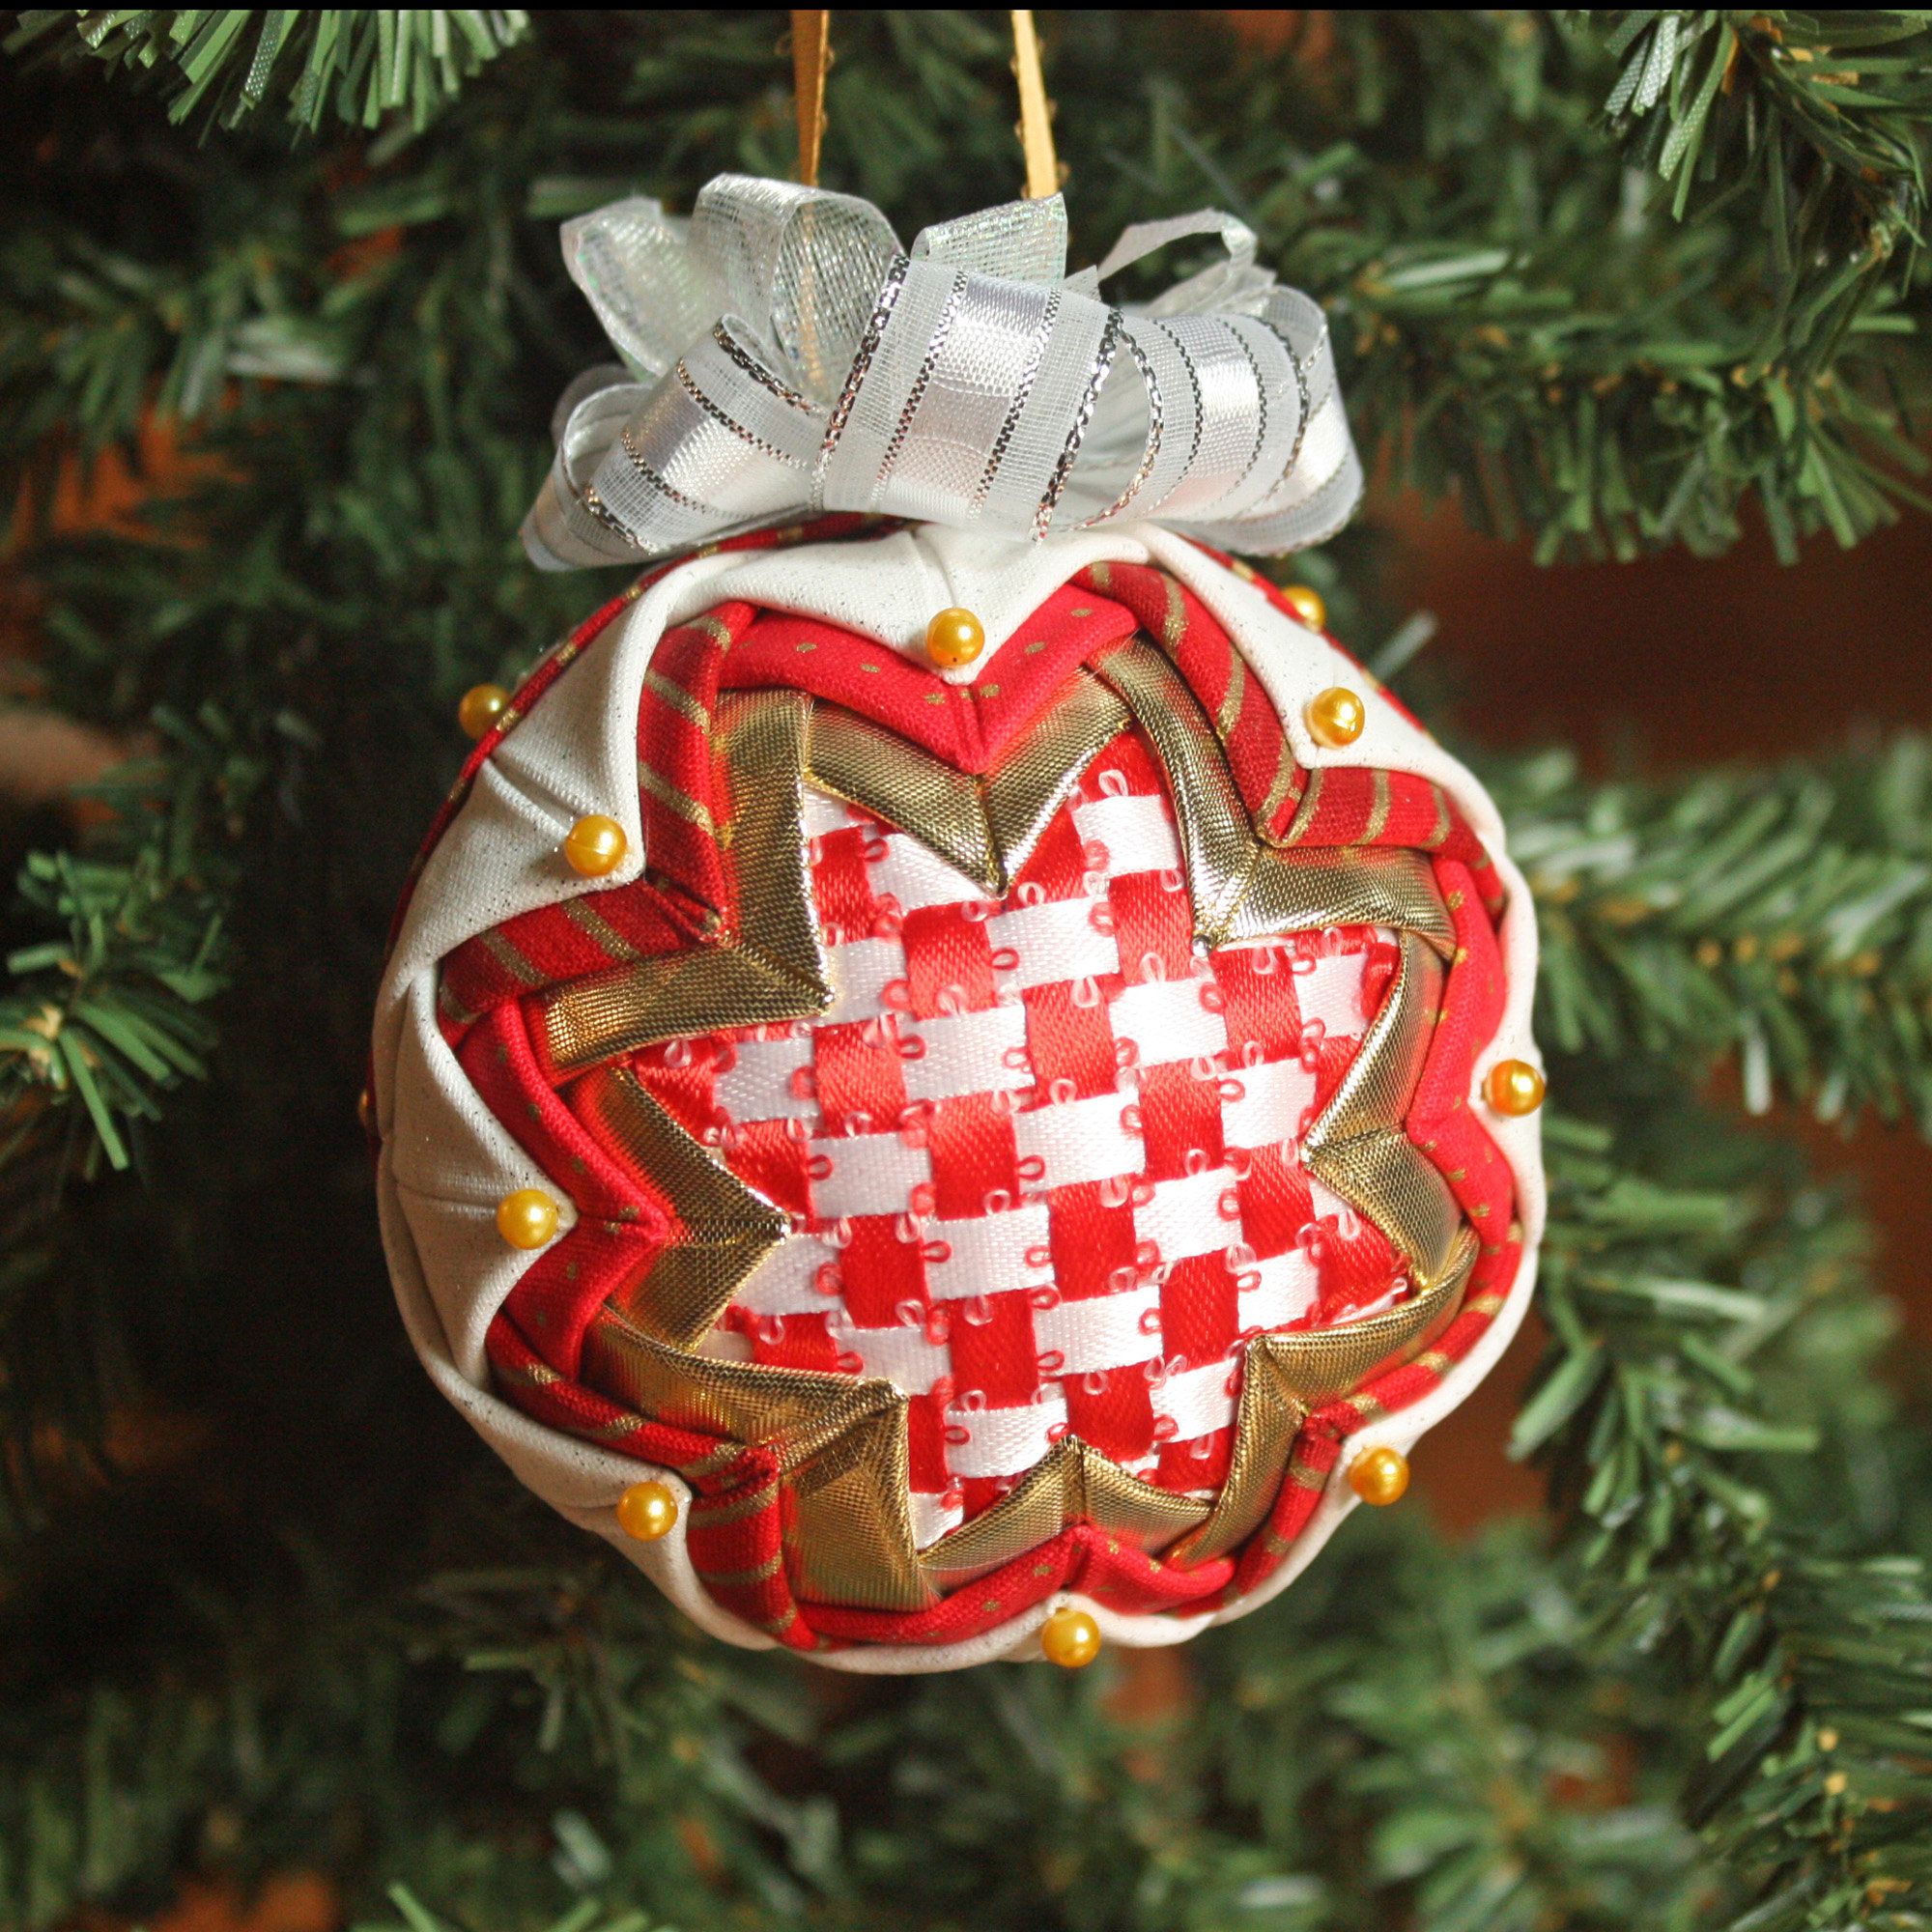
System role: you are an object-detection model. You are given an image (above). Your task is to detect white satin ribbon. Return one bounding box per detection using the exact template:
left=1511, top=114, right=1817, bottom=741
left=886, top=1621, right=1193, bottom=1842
left=524, top=174, right=1362, bottom=571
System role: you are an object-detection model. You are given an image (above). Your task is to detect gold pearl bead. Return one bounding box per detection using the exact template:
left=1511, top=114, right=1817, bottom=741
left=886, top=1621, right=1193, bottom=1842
left=458, top=682, right=510, bottom=740
left=1348, top=1445, right=1410, bottom=1507
left=496, top=1187, right=560, bottom=1250
left=1040, top=1605, right=1101, bottom=1669
left=924, top=607, right=985, bottom=669
left=615, top=1478, right=679, bottom=1542
left=1305, top=686, right=1366, bottom=749
left=1485, top=1058, right=1547, bottom=1117
left=563, top=813, right=628, bottom=878
left=1281, top=583, right=1327, bottom=631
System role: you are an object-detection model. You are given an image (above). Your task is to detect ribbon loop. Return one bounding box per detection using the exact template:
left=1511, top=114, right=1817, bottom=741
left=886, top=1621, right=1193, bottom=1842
left=1095, top=209, right=1257, bottom=289
left=525, top=173, right=1361, bottom=571
left=693, top=175, right=900, bottom=400
left=561, top=199, right=707, bottom=381
left=912, top=195, right=1067, bottom=284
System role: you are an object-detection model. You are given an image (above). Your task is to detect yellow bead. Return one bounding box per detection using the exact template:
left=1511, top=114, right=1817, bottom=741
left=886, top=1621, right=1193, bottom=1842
left=1305, top=686, right=1366, bottom=749
left=1485, top=1058, right=1547, bottom=1117
left=458, top=682, right=510, bottom=740
left=615, top=1479, right=679, bottom=1542
left=496, top=1187, right=560, bottom=1250
left=1281, top=583, right=1327, bottom=631
left=1348, top=1445, right=1410, bottom=1507
left=924, top=607, right=986, bottom=668
left=563, top=813, right=628, bottom=878
left=1040, top=1605, right=1102, bottom=1669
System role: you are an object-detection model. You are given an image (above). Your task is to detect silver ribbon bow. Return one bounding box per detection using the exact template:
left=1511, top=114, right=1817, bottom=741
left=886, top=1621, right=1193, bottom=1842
left=524, top=174, right=1362, bottom=571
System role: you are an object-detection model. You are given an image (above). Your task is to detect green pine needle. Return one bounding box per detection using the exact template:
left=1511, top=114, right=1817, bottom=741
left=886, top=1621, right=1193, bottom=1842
left=5, top=9, right=531, bottom=130
left=1, top=14, right=1930, bottom=1932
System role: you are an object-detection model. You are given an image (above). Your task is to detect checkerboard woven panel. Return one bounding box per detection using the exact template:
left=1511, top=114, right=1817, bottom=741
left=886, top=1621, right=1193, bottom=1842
left=625, top=725, right=1406, bottom=1549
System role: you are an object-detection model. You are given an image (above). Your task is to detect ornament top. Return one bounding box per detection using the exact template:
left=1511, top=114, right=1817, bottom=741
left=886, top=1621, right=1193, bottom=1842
left=524, top=174, right=1362, bottom=573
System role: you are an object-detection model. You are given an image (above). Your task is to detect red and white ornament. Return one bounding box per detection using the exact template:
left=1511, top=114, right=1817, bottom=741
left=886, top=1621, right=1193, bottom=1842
left=371, top=180, right=1543, bottom=1672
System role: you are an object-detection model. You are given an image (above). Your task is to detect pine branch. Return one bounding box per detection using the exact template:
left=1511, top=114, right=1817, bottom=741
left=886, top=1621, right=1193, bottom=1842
left=0, top=48, right=607, bottom=1463
left=0, top=731, right=238, bottom=1179
left=0, top=710, right=265, bottom=1523
left=1305, top=12, right=1932, bottom=560
left=0, top=204, right=348, bottom=521
left=1222, top=1518, right=1706, bottom=1931
left=4, top=10, right=530, bottom=131
left=1518, top=1107, right=1932, bottom=1929
left=1697, top=1554, right=1932, bottom=1929
left=0, top=1469, right=1692, bottom=1930
left=1498, top=737, right=1932, bottom=1129
left=357, top=1895, right=662, bottom=1932
left=1596, top=10, right=1932, bottom=535
left=1603, top=12, right=1929, bottom=327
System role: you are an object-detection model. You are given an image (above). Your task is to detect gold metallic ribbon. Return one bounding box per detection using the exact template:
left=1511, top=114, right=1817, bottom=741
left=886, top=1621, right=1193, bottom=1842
left=790, top=12, right=830, bottom=189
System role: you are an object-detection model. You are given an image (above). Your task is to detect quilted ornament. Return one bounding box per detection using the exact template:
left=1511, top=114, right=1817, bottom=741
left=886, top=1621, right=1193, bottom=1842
left=372, top=182, right=1543, bottom=1672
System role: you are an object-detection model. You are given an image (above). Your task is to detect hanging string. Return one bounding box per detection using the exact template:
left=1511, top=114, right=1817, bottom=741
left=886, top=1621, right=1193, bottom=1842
left=790, top=10, right=831, bottom=187
left=789, top=14, right=1057, bottom=201
left=1009, top=11, right=1060, bottom=199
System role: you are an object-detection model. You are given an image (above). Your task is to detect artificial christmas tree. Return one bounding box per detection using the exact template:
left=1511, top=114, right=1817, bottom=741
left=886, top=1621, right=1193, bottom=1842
left=3, top=11, right=1931, bottom=1929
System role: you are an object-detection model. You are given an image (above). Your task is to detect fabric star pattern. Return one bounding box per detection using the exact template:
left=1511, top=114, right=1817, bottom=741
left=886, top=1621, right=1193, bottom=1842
left=375, top=519, right=1544, bottom=1667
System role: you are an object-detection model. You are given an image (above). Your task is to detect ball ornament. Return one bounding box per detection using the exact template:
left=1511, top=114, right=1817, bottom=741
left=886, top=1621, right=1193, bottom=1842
left=376, top=525, right=1542, bottom=1671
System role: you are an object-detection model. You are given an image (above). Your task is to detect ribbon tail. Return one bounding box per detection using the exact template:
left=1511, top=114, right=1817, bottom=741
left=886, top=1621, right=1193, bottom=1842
left=524, top=375, right=659, bottom=571
left=1186, top=290, right=1363, bottom=554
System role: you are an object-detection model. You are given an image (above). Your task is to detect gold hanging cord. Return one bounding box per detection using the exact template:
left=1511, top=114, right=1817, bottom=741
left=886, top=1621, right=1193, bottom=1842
left=1009, top=11, right=1060, bottom=199
left=790, top=11, right=832, bottom=187
left=790, top=13, right=1061, bottom=200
